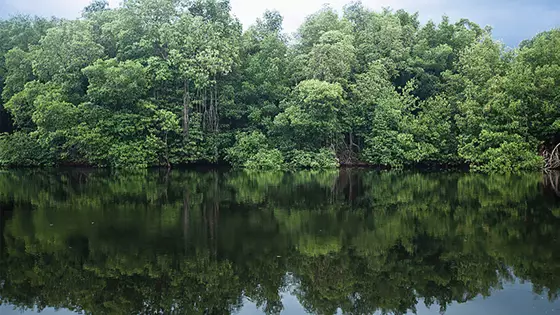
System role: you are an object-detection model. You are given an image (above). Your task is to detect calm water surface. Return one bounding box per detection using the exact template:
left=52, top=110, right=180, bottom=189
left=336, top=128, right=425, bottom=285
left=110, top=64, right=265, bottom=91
left=0, top=169, right=560, bottom=314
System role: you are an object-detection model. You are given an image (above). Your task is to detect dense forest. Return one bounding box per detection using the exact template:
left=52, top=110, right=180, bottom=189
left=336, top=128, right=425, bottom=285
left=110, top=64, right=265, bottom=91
left=0, top=169, right=559, bottom=314
left=0, top=0, right=559, bottom=171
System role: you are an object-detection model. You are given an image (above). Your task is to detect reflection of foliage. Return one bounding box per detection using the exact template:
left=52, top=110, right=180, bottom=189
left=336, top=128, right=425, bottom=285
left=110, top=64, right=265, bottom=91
left=297, top=234, right=341, bottom=257
left=0, top=169, right=559, bottom=314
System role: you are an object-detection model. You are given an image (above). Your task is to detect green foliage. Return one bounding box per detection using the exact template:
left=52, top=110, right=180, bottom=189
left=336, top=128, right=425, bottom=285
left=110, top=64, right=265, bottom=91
left=108, top=136, right=159, bottom=168
left=273, top=79, right=344, bottom=151
left=33, top=89, right=78, bottom=132
left=450, top=30, right=560, bottom=172
left=459, top=130, right=543, bottom=172
left=227, top=131, right=285, bottom=170
left=82, top=0, right=109, bottom=17
left=82, top=58, right=149, bottom=108
left=3, top=81, right=60, bottom=130
left=296, top=6, right=351, bottom=52
left=0, top=132, right=53, bottom=166
left=227, top=130, right=269, bottom=167
left=235, top=10, right=289, bottom=131
left=308, top=30, right=356, bottom=83
left=67, top=123, right=113, bottom=166
left=32, top=20, right=105, bottom=100
left=245, top=148, right=285, bottom=170
left=288, top=148, right=339, bottom=169
left=2, top=47, right=34, bottom=101
left=0, top=1, right=558, bottom=171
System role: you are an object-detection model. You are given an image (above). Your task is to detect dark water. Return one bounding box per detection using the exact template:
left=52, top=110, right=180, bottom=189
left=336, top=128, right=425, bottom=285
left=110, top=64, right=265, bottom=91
left=0, top=169, right=560, bottom=315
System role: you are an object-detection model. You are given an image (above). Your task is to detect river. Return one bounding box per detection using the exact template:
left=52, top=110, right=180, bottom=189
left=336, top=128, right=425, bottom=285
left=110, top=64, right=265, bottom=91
left=0, top=169, right=559, bottom=314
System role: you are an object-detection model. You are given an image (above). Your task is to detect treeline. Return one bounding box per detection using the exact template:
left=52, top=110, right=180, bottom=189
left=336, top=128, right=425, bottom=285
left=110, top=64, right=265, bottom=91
left=0, top=0, right=559, bottom=171
left=0, top=169, right=559, bottom=314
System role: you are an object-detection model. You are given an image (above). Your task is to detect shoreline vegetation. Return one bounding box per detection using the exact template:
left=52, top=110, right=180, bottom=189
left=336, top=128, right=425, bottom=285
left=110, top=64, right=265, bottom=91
left=0, top=0, right=559, bottom=172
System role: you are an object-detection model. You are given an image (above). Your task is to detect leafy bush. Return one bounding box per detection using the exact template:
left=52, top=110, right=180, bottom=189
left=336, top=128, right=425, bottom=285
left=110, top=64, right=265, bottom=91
left=288, top=148, right=339, bottom=169
left=470, top=142, right=543, bottom=172
left=227, top=131, right=268, bottom=166
left=459, top=130, right=543, bottom=172
left=108, top=136, right=159, bottom=169
left=67, top=124, right=113, bottom=166
left=361, top=132, right=409, bottom=167
left=245, top=149, right=285, bottom=170
left=227, top=132, right=286, bottom=170
left=0, top=132, right=53, bottom=166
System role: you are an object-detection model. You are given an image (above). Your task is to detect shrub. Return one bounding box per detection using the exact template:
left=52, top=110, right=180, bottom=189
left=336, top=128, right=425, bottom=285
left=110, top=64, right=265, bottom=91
left=460, top=130, right=543, bottom=172
left=0, top=132, right=54, bottom=166
left=288, top=148, right=339, bottom=169
left=227, top=131, right=286, bottom=170
left=245, top=149, right=285, bottom=170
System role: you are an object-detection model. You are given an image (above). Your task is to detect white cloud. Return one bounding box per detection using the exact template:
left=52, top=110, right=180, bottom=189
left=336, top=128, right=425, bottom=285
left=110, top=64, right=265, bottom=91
left=1, top=0, right=90, bottom=18
left=0, top=0, right=119, bottom=18
left=108, top=0, right=120, bottom=8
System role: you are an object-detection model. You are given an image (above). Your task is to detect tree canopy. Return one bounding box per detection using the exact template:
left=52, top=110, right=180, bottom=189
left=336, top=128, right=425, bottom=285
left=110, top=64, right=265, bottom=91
left=0, top=0, right=559, bottom=172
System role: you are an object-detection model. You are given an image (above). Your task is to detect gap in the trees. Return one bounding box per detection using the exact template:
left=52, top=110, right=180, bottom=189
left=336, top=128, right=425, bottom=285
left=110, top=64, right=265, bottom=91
left=0, top=106, right=12, bottom=133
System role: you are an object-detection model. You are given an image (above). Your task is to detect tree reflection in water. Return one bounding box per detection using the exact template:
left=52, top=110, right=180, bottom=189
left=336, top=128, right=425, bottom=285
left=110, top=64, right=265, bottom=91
left=0, top=169, right=559, bottom=314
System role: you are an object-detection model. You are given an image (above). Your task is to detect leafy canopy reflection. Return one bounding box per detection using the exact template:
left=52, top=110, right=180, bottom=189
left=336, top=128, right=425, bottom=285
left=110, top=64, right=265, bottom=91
left=0, top=169, right=559, bottom=314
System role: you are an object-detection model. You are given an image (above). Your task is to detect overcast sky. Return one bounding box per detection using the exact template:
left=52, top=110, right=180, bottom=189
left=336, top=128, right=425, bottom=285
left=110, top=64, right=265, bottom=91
left=0, top=0, right=559, bottom=46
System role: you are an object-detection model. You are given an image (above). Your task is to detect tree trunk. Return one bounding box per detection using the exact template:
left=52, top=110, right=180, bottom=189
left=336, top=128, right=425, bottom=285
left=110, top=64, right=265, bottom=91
left=164, top=132, right=170, bottom=169
left=182, top=80, right=190, bottom=139
left=214, top=80, right=219, bottom=132
left=202, top=87, right=207, bottom=132
left=210, top=85, right=214, bottom=132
